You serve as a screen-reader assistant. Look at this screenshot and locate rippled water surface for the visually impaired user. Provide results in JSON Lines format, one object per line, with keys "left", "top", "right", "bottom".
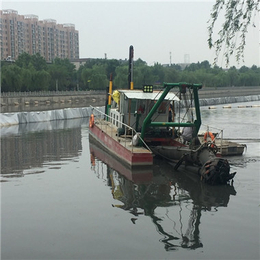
{"left": 1, "top": 101, "right": 260, "bottom": 260}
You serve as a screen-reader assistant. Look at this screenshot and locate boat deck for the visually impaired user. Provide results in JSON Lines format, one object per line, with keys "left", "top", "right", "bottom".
{"left": 95, "top": 119, "right": 151, "bottom": 153}
{"left": 198, "top": 136, "right": 246, "bottom": 156}
{"left": 89, "top": 118, "right": 153, "bottom": 167}
{"left": 214, "top": 139, "right": 246, "bottom": 156}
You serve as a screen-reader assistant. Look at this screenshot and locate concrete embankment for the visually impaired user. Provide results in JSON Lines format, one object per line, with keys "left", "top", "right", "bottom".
{"left": 0, "top": 106, "right": 105, "bottom": 127}
{"left": 1, "top": 90, "right": 106, "bottom": 113}
{"left": 0, "top": 86, "right": 259, "bottom": 127}
{"left": 1, "top": 95, "right": 259, "bottom": 127}
{"left": 1, "top": 86, "right": 259, "bottom": 112}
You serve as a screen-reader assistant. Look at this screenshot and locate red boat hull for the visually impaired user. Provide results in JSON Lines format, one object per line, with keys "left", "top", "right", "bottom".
{"left": 89, "top": 124, "right": 153, "bottom": 167}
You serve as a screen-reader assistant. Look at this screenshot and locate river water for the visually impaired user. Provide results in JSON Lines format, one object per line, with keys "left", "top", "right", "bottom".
{"left": 1, "top": 101, "right": 260, "bottom": 260}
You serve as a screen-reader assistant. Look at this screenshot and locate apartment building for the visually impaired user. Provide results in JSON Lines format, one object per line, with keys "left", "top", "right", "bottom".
{"left": 0, "top": 9, "right": 79, "bottom": 62}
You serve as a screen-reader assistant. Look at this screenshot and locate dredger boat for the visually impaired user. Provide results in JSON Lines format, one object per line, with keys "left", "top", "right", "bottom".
{"left": 89, "top": 46, "right": 236, "bottom": 185}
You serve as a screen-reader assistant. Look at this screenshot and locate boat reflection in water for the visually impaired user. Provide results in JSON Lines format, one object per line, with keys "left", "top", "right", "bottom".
{"left": 89, "top": 142, "right": 237, "bottom": 251}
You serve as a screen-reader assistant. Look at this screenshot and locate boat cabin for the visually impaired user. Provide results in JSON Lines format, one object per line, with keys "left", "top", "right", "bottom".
{"left": 109, "top": 88, "right": 180, "bottom": 132}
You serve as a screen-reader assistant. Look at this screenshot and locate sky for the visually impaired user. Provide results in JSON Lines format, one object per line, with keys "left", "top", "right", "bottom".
{"left": 2, "top": 0, "right": 259, "bottom": 68}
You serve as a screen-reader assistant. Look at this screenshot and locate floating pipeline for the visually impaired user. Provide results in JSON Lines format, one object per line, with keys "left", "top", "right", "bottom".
{"left": 208, "top": 104, "right": 260, "bottom": 109}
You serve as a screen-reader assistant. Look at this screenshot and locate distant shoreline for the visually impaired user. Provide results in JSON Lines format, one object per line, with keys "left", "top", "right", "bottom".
{"left": 1, "top": 86, "right": 259, "bottom": 113}
{"left": 1, "top": 96, "right": 259, "bottom": 127}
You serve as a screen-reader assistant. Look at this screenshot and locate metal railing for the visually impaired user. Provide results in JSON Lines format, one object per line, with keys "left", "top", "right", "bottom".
{"left": 90, "top": 105, "right": 151, "bottom": 153}
{"left": 201, "top": 124, "right": 224, "bottom": 154}
{"left": 1, "top": 90, "right": 106, "bottom": 97}
{"left": 1, "top": 86, "right": 259, "bottom": 98}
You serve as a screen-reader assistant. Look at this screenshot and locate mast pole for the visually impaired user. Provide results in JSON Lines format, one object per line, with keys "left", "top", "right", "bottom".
{"left": 106, "top": 73, "right": 113, "bottom": 119}
{"left": 128, "top": 45, "right": 134, "bottom": 90}
{"left": 127, "top": 46, "right": 134, "bottom": 128}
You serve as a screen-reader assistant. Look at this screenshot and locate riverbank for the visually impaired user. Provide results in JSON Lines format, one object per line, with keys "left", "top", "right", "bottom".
{"left": 1, "top": 94, "right": 259, "bottom": 127}
{"left": 0, "top": 106, "right": 105, "bottom": 127}
{"left": 1, "top": 86, "right": 259, "bottom": 113}
{"left": 1, "top": 85, "right": 259, "bottom": 127}
{"left": 0, "top": 90, "right": 106, "bottom": 113}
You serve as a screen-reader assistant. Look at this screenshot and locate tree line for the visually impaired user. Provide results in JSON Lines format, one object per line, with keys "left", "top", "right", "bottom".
{"left": 1, "top": 52, "right": 259, "bottom": 92}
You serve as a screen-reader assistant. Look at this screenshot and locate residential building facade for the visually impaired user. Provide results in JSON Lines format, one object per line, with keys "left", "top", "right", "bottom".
{"left": 0, "top": 9, "right": 79, "bottom": 62}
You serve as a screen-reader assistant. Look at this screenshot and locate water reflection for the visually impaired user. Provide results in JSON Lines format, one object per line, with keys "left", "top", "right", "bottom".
{"left": 90, "top": 142, "right": 236, "bottom": 251}
{"left": 1, "top": 119, "right": 83, "bottom": 177}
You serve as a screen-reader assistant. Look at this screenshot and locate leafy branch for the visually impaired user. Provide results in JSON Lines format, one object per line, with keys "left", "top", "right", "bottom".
{"left": 208, "top": 0, "right": 260, "bottom": 66}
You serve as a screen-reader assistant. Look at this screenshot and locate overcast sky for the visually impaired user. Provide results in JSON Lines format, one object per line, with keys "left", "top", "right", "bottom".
{"left": 2, "top": 0, "right": 259, "bottom": 68}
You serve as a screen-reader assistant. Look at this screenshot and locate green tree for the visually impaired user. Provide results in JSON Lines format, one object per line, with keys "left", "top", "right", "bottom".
{"left": 1, "top": 52, "right": 259, "bottom": 92}
{"left": 164, "top": 67, "right": 180, "bottom": 83}
{"left": 238, "top": 72, "right": 251, "bottom": 86}
{"left": 105, "top": 59, "right": 120, "bottom": 78}
{"left": 211, "top": 65, "right": 224, "bottom": 75}
{"left": 179, "top": 70, "right": 197, "bottom": 84}
{"left": 16, "top": 52, "right": 47, "bottom": 71}
{"left": 15, "top": 52, "right": 31, "bottom": 68}
{"left": 185, "top": 61, "right": 211, "bottom": 72}
{"left": 251, "top": 65, "right": 260, "bottom": 72}
{"left": 211, "top": 71, "right": 229, "bottom": 87}
{"left": 134, "top": 65, "right": 156, "bottom": 89}
{"left": 76, "top": 65, "right": 87, "bottom": 90}
{"left": 20, "top": 66, "right": 33, "bottom": 91}
{"left": 247, "top": 70, "right": 260, "bottom": 85}
{"left": 227, "top": 66, "right": 239, "bottom": 86}
{"left": 1, "top": 64, "right": 22, "bottom": 92}
{"left": 239, "top": 65, "right": 250, "bottom": 73}
{"left": 33, "top": 70, "right": 51, "bottom": 91}
{"left": 48, "top": 58, "right": 76, "bottom": 90}
{"left": 81, "top": 64, "right": 108, "bottom": 90}
{"left": 151, "top": 63, "right": 165, "bottom": 86}
{"left": 48, "top": 64, "right": 68, "bottom": 91}
{"left": 134, "top": 58, "right": 147, "bottom": 67}
{"left": 83, "top": 59, "right": 101, "bottom": 69}
{"left": 194, "top": 69, "right": 212, "bottom": 87}
{"left": 208, "top": 0, "right": 259, "bottom": 65}
{"left": 81, "top": 68, "right": 92, "bottom": 89}
{"left": 200, "top": 60, "right": 211, "bottom": 70}
{"left": 114, "top": 65, "right": 128, "bottom": 89}
{"left": 31, "top": 53, "right": 47, "bottom": 71}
